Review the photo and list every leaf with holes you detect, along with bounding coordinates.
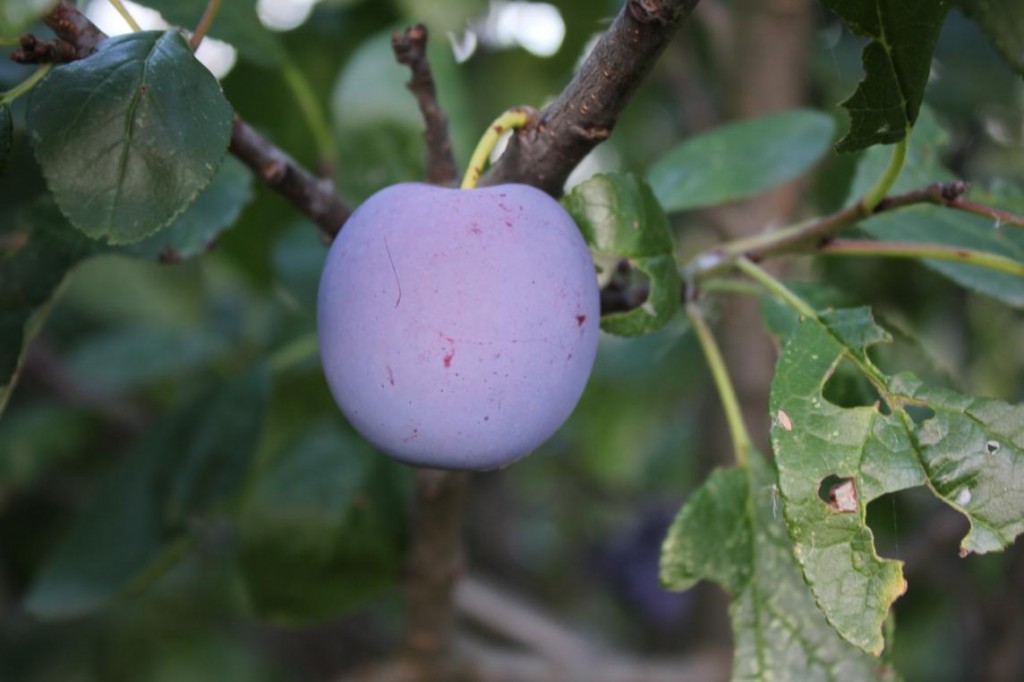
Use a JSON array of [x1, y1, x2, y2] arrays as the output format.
[[661, 453, 896, 680], [27, 31, 233, 244], [647, 109, 835, 213], [823, 0, 952, 152], [887, 373, 1024, 556], [770, 306, 1024, 653], [562, 172, 681, 336]]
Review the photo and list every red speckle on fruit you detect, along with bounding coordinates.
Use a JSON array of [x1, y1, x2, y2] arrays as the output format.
[[576, 314, 586, 327], [470, 226, 483, 235], [387, 366, 395, 386], [440, 333, 456, 368], [403, 427, 420, 442]]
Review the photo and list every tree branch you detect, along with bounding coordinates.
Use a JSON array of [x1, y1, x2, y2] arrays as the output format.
[[12, 1, 351, 239], [399, 470, 467, 681], [480, 0, 702, 195], [392, 25, 458, 187], [228, 116, 350, 237]]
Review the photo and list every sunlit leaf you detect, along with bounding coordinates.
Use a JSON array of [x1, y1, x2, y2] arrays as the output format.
[[27, 31, 233, 244], [770, 307, 1024, 653], [661, 454, 896, 680], [823, 0, 952, 152], [647, 110, 835, 212]]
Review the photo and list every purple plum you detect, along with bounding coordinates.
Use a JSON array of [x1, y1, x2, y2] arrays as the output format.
[[317, 182, 600, 470]]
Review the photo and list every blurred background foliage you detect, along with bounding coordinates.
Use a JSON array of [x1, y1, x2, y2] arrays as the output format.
[[1, 0, 1022, 680]]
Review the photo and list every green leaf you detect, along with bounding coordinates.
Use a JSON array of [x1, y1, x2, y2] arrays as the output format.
[[0, 104, 11, 172], [562, 172, 681, 336], [844, 105, 953, 202], [843, 107, 1024, 308], [770, 309, 917, 654], [770, 307, 1024, 653], [0, 199, 103, 415], [0, 0, 56, 41], [888, 373, 1024, 556], [25, 367, 270, 619], [64, 325, 228, 394], [823, 0, 952, 152], [661, 454, 896, 680], [143, 0, 286, 67], [27, 31, 233, 244], [859, 205, 1024, 308], [647, 110, 835, 212], [958, 0, 1024, 76], [272, 222, 327, 314], [238, 422, 409, 622], [125, 156, 254, 261]]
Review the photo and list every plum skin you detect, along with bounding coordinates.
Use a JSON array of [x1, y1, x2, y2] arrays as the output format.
[[317, 182, 600, 470]]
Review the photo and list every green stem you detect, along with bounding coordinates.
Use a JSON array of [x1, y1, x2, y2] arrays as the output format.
[[735, 258, 817, 319], [280, 57, 337, 172], [737, 257, 890, 393], [861, 137, 908, 212], [460, 108, 533, 189], [686, 302, 752, 468], [108, 0, 142, 31], [0, 64, 53, 106], [819, 239, 1024, 278], [190, 0, 222, 51], [268, 333, 320, 374]]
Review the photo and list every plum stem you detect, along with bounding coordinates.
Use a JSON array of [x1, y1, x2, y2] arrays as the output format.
[[460, 108, 535, 189]]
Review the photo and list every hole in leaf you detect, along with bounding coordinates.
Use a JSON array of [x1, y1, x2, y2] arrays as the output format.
[[904, 405, 935, 425], [822, 358, 884, 410], [817, 474, 859, 512], [865, 488, 965, 562], [599, 259, 650, 314]]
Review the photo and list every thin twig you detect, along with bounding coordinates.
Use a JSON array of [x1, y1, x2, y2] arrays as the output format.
[[391, 24, 458, 186], [190, 0, 223, 51], [480, 0, 703, 195], [228, 116, 350, 237], [818, 238, 1024, 278], [686, 180, 973, 281]]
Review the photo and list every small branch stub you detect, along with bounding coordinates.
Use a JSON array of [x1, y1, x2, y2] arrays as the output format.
[[392, 24, 459, 186]]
